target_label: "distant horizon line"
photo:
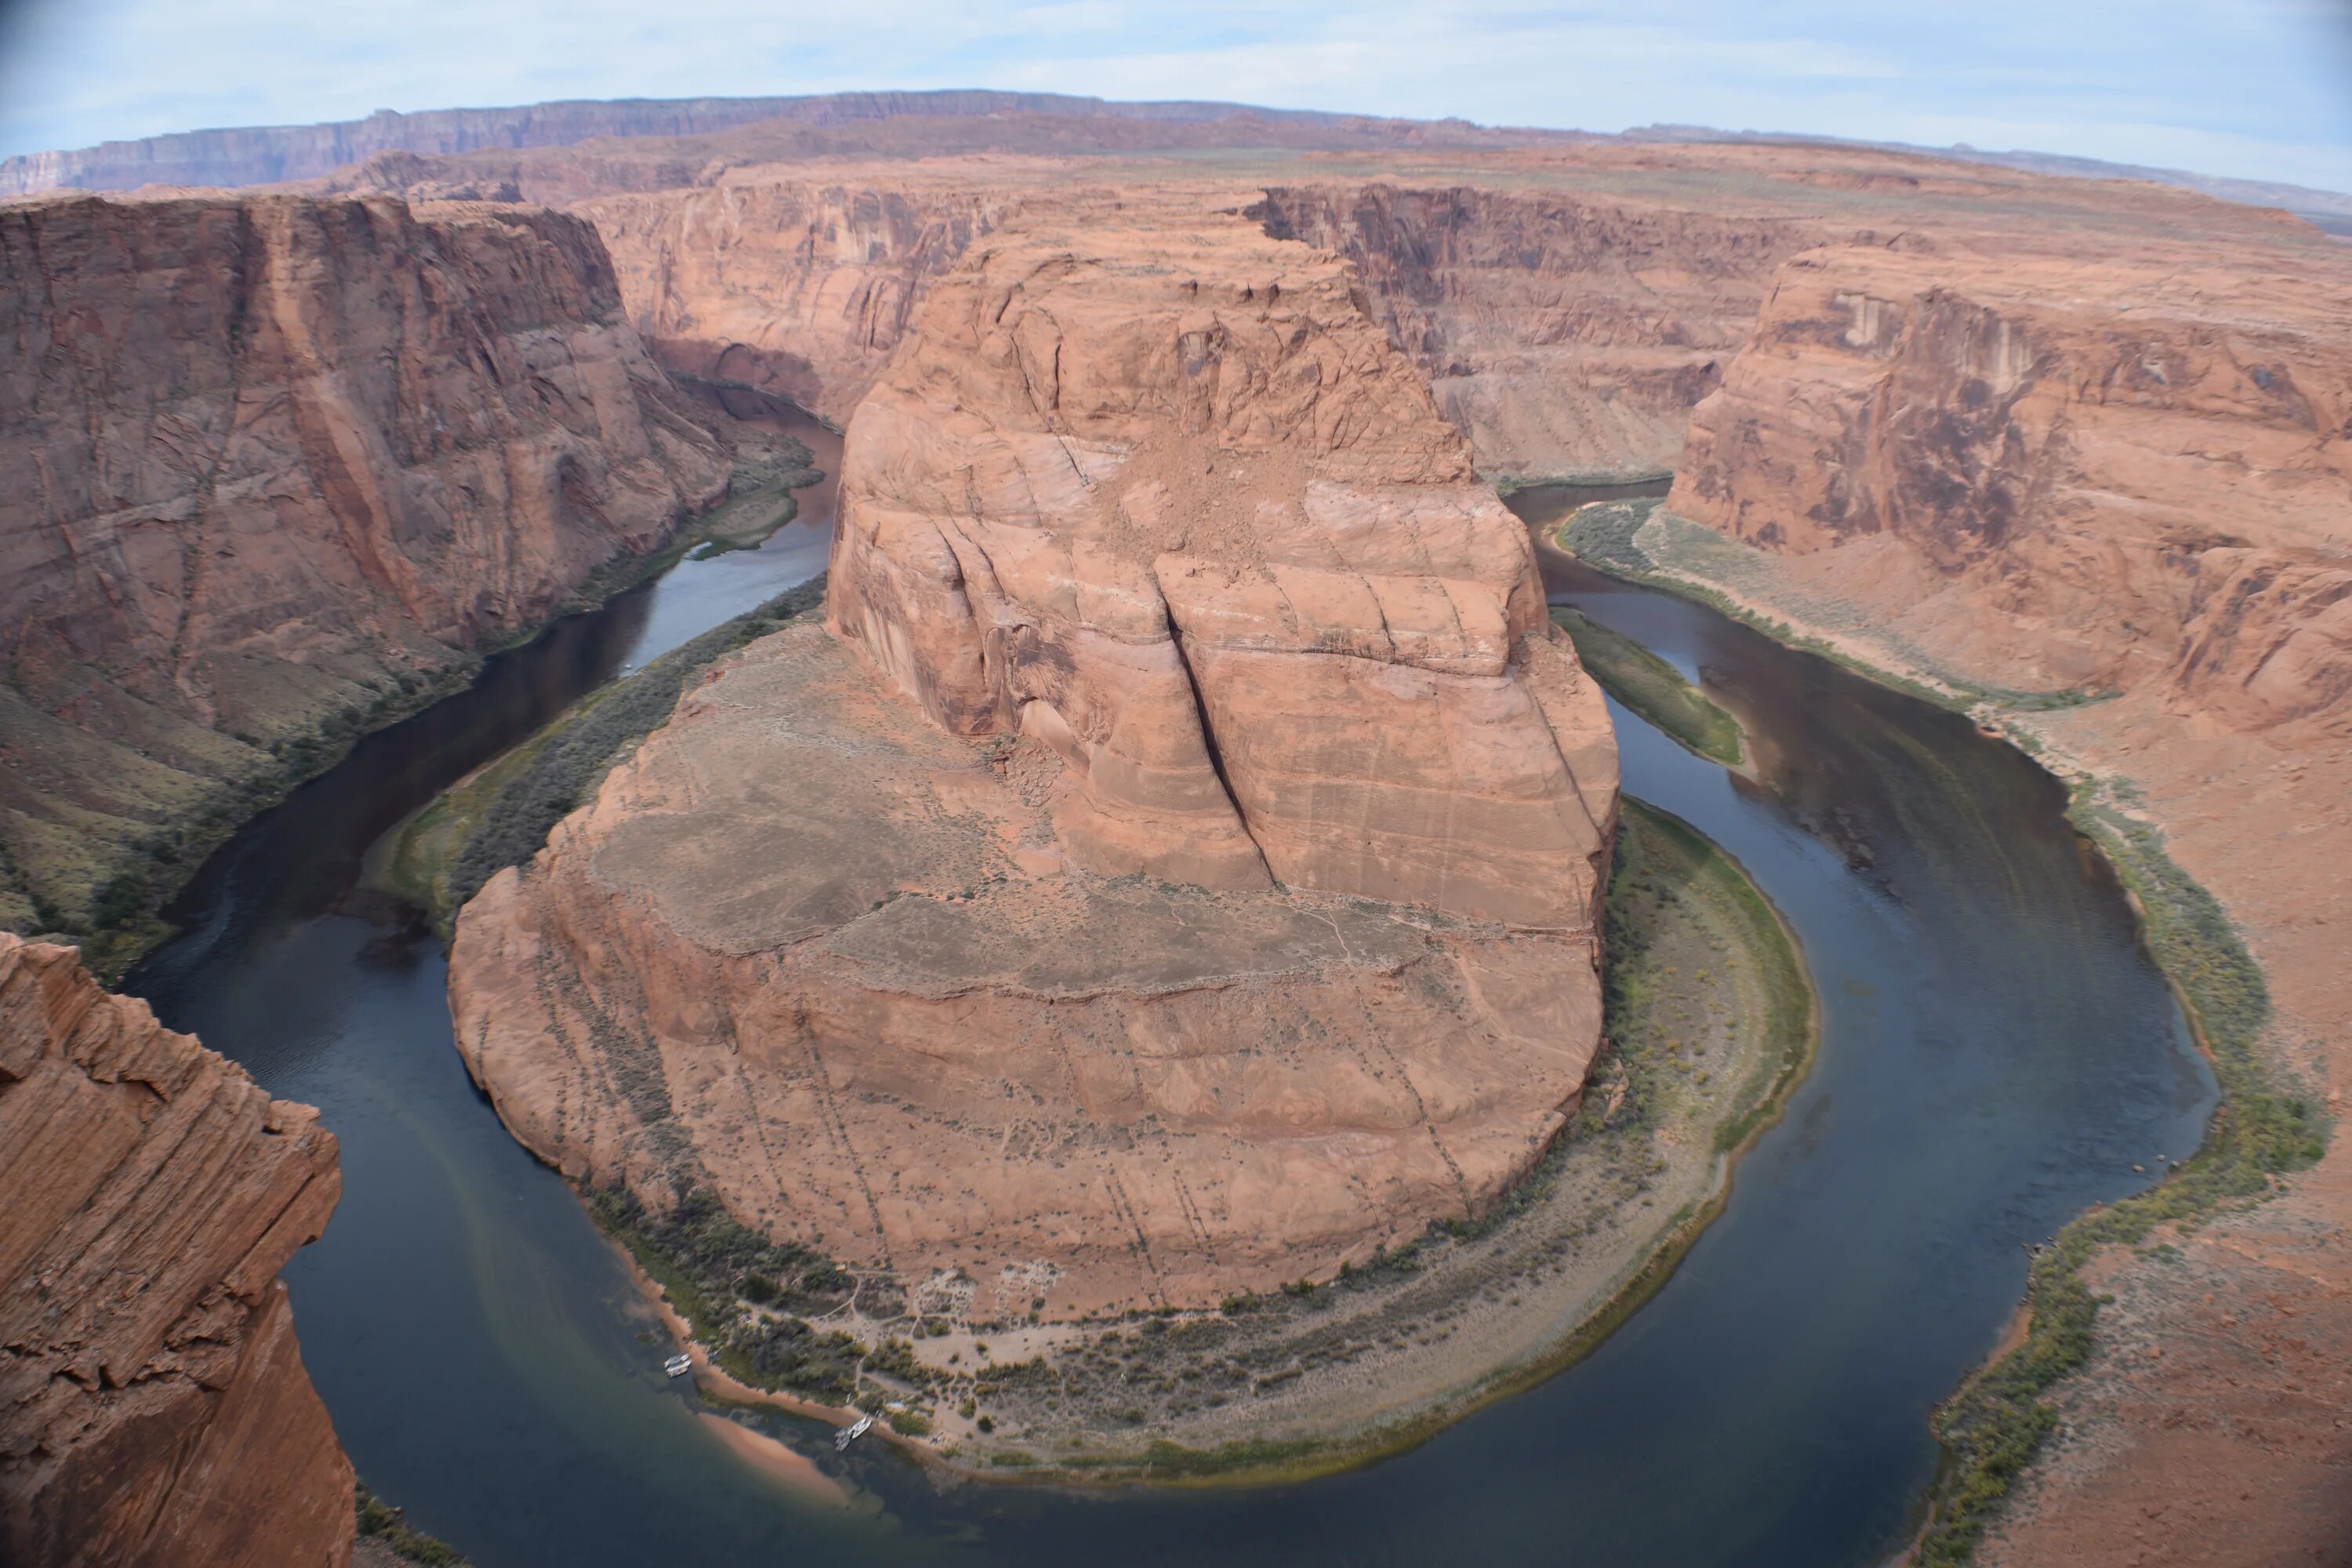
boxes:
[5,85,2347,210]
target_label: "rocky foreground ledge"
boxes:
[0,932,352,1567]
[448,199,1618,1324]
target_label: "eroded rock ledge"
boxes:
[450,207,1617,1319]
[0,932,351,1568]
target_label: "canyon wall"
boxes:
[0,932,350,1568]
[579,174,1009,423]
[1255,182,1827,481]
[0,192,736,937]
[448,204,1617,1318]
[1656,228,2352,1566]
[1670,240,2352,723]
[0,91,1362,200]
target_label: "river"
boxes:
[122,475,2214,1566]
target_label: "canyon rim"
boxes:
[0,79,2347,1568]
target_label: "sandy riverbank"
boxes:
[608,798,1816,1487]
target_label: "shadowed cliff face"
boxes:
[581,176,1008,423]
[0,933,350,1568]
[0,193,738,936]
[447,205,1617,1318]
[1670,242,2352,729]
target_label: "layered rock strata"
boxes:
[449,209,1617,1317]
[579,173,1011,423]
[1670,241,2352,720]
[0,192,736,934]
[1657,232,2352,1565]
[1253,182,1824,481]
[0,932,350,1568]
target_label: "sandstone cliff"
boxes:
[0,192,736,939]
[0,932,350,1568]
[579,172,1010,423]
[1254,181,1824,481]
[1651,226,2352,1565]
[1670,239,2352,726]
[448,205,1617,1318]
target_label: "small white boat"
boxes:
[663,1353,693,1378]
[833,1414,874,1452]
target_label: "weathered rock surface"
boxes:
[1670,239,2352,724]
[1651,223,2352,1565]
[579,172,1010,423]
[1254,181,1822,481]
[827,214,1616,920]
[449,207,1617,1317]
[0,932,350,1568]
[0,192,736,935]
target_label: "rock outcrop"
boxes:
[1670,239,2352,725]
[1653,223,2352,1566]
[579,173,1008,423]
[0,932,350,1568]
[1254,181,1824,481]
[448,205,1617,1317]
[0,192,737,935]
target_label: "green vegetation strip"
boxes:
[1555,501,2111,719]
[584,1185,873,1406]
[967,797,1815,1486]
[1552,606,1743,766]
[1917,788,2326,1565]
[387,576,828,928]
[355,1483,468,1566]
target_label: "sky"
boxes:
[2,0,2350,192]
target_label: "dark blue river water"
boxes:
[123,480,2212,1567]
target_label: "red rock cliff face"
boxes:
[580,173,1004,423]
[1669,241,2352,726]
[1252,181,1827,481]
[448,204,1617,1318]
[1657,230,2352,1566]
[0,932,350,1568]
[828,212,1617,924]
[0,192,734,935]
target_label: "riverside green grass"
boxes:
[1546,502,2327,1563]
[1915,786,2325,1565]
[385,579,828,930]
[1552,605,1744,766]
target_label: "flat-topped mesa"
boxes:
[448,209,1618,1319]
[0,933,351,1568]
[827,214,1617,928]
